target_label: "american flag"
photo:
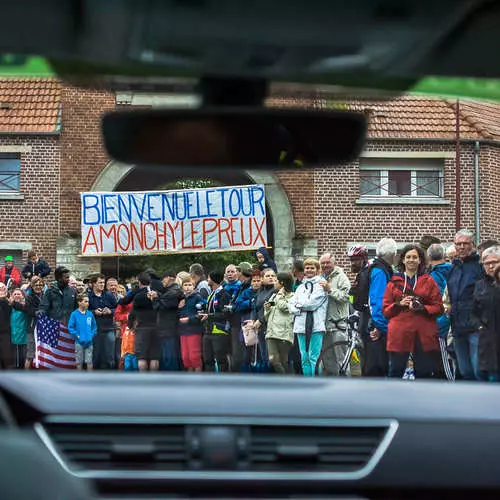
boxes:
[34,314,76,370]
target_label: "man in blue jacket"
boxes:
[88,273,117,370]
[365,238,397,377]
[428,243,453,380]
[447,229,484,380]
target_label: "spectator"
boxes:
[40,266,77,325]
[189,263,211,300]
[256,247,278,273]
[447,229,484,380]
[319,252,351,376]
[68,294,97,371]
[428,243,454,379]
[152,270,184,371]
[132,272,160,372]
[445,245,457,262]
[230,262,254,372]
[288,258,328,377]
[264,272,295,374]
[364,238,397,377]
[0,283,12,369]
[478,240,499,261]
[383,244,443,379]
[0,256,21,290]
[9,288,28,369]
[291,260,304,292]
[21,250,51,280]
[120,313,138,371]
[471,246,500,381]
[200,270,232,372]
[88,274,117,370]
[178,277,204,372]
[11,276,45,369]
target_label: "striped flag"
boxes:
[34,314,76,370]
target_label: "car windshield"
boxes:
[0,50,499,382]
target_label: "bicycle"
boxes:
[315,312,364,376]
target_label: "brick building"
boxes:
[1,78,499,277]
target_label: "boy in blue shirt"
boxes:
[68,294,97,371]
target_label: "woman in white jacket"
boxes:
[288,258,328,376]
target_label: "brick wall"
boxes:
[312,141,480,270]
[478,144,500,241]
[0,135,60,273]
[59,84,115,234]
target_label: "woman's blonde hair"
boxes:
[303,258,320,271]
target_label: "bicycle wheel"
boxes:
[315,340,352,376]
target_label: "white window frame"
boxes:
[357,154,450,205]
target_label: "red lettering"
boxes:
[130,222,144,251]
[143,222,157,251]
[167,222,179,250]
[240,218,252,246]
[252,217,267,247]
[116,224,131,251]
[230,218,243,247]
[156,222,168,251]
[82,227,99,254]
[189,219,203,249]
[99,225,117,253]
[202,218,218,248]
[218,218,232,247]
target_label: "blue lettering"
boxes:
[184,191,198,219]
[229,188,243,217]
[82,194,101,225]
[118,194,132,222]
[205,190,217,217]
[216,188,229,217]
[130,194,147,221]
[174,192,187,220]
[147,193,161,221]
[240,187,253,216]
[251,186,265,216]
[161,193,176,221]
[102,194,118,224]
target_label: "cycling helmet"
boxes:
[347,244,368,258]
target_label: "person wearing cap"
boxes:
[0,256,21,290]
[199,270,232,372]
[151,270,185,371]
[229,262,254,371]
[21,250,51,280]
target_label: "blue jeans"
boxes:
[297,332,324,377]
[454,333,480,380]
[93,330,116,370]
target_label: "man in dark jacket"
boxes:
[151,270,184,371]
[21,251,51,280]
[88,273,117,370]
[447,229,484,380]
[131,272,160,371]
[200,270,232,372]
[40,266,77,325]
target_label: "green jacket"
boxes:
[325,267,351,328]
[264,290,294,343]
[10,308,27,345]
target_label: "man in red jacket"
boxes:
[0,256,21,290]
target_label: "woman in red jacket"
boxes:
[383,244,443,379]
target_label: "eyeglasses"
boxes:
[484,260,500,267]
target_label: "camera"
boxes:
[411,296,424,310]
[267,301,276,306]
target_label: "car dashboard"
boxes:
[0,373,500,499]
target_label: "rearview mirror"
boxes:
[101,107,366,169]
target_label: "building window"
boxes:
[360,158,444,199]
[0,154,21,192]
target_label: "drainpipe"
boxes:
[455,99,461,232]
[474,141,481,245]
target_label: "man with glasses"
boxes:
[447,229,484,380]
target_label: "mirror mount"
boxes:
[198,76,268,107]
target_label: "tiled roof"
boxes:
[0,78,61,133]
[454,99,500,141]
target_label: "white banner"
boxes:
[80,185,267,256]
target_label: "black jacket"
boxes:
[252,285,275,325]
[131,288,157,328]
[0,297,10,335]
[205,286,232,334]
[21,259,51,279]
[88,290,118,332]
[447,253,484,336]
[152,283,184,336]
[40,282,77,325]
[471,277,500,373]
